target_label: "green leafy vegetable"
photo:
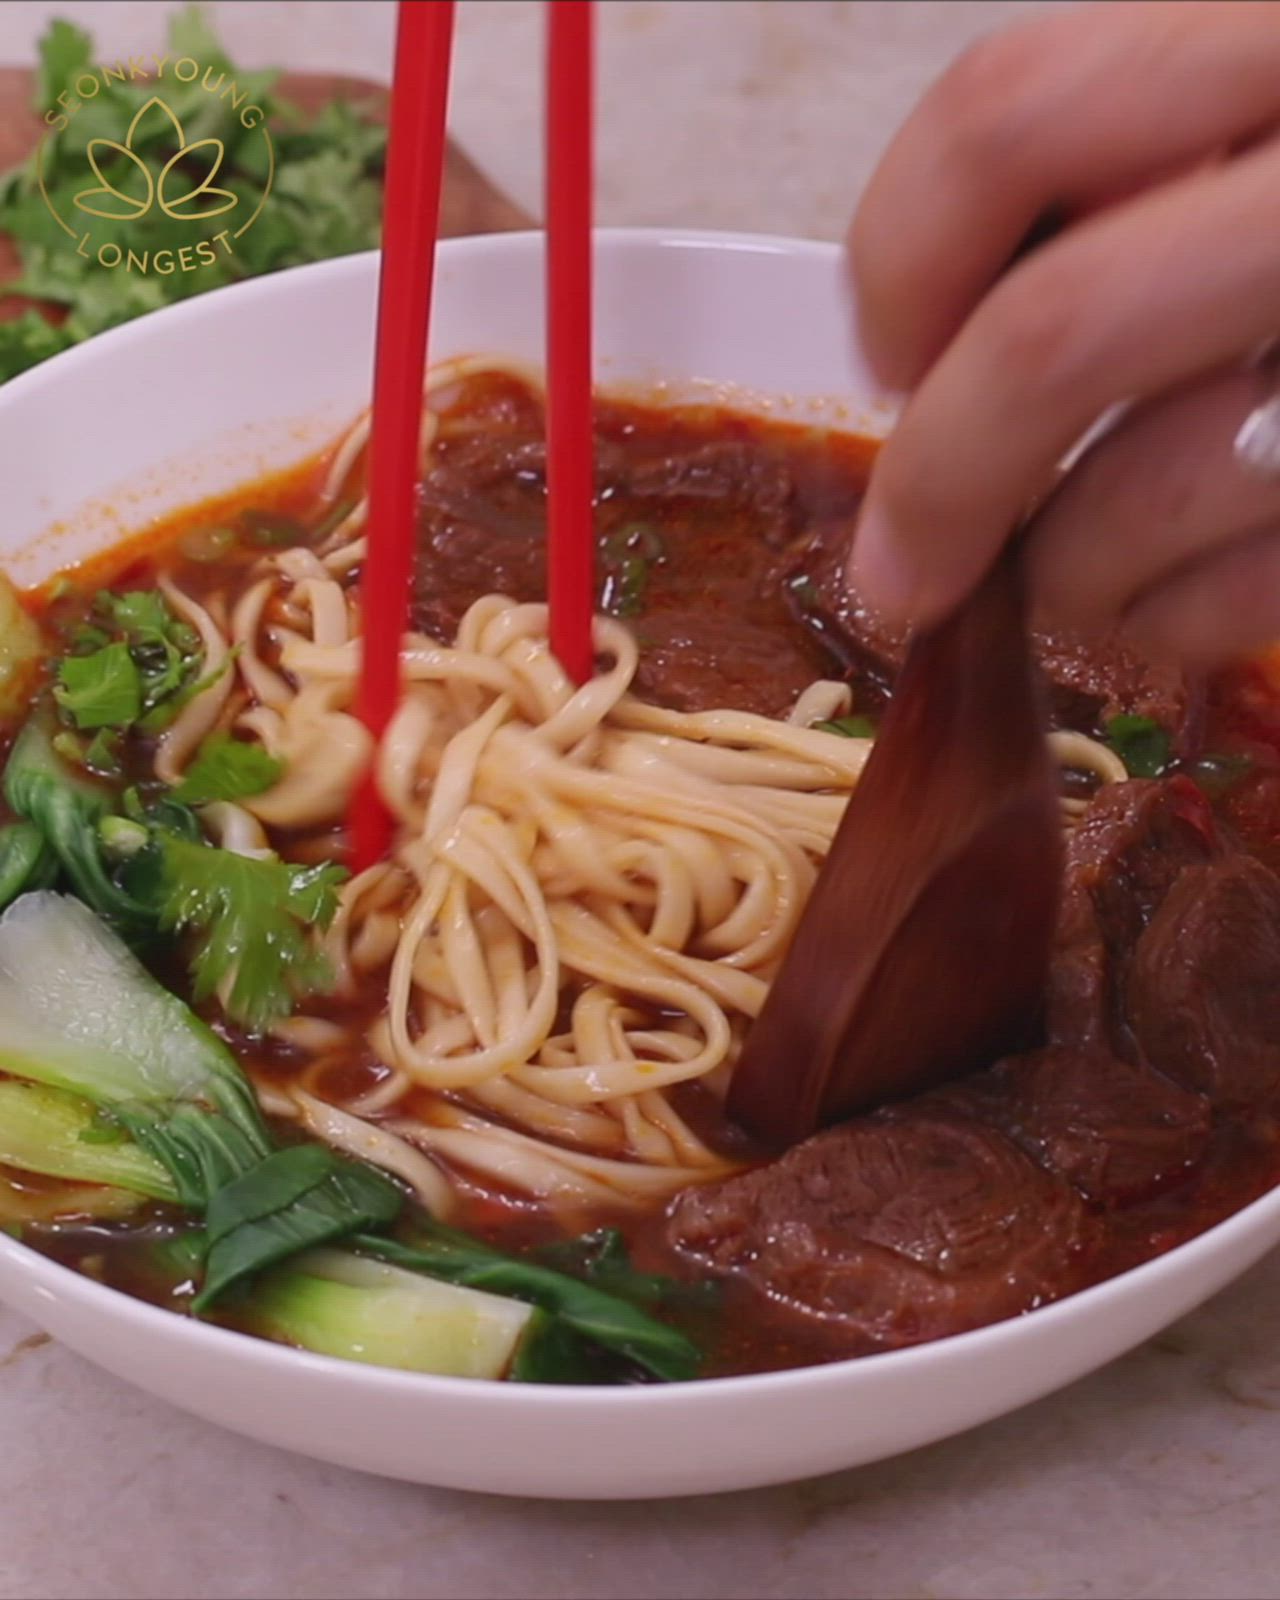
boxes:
[136,647,238,737]
[0,1078,176,1199]
[196,1152,401,1308]
[0,895,702,1379]
[137,832,346,1030]
[0,313,73,383]
[53,641,142,730]
[93,590,200,714]
[4,714,336,1027]
[34,18,91,109]
[814,714,876,739]
[78,1105,129,1145]
[356,1225,702,1383]
[1104,714,1173,780]
[50,588,202,744]
[0,889,269,1205]
[83,728,123,778]
[0,891,399,1296]
[0,10,387,383]
[0,821,57,911]
[4,716,152,930]
[532,1227,719,1311]
[509,1313,600,1383]
[249,1249,534,1378]
[171,732,283,806]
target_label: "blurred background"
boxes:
[0,0,1057,238]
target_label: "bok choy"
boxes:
[251,1250,535,1379]
[2,716,346,1026]
[0,1084,530,1380]
[0,892,703,1382]
[0,891,400,1301]
[0,1079,176,1201]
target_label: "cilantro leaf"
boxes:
[1104,714,1173,780]
[165,4,231,67]
[54,641,142,730]
[34,18,92,110]
[94,590,200,709]
[143,834,347,1031]
[172,733,283,806]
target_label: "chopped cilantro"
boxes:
[51,588,205,749]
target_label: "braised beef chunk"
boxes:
[667,1111,1093,1348]
[412,376,1197,741]
[1048,778,1219,1049]
[792,539,1193,738]
[1129,855,1280,1108]
[980,1048,1211,1207]
[1032,632,1194,746]
[411,395,836,719]
[604,440,794,528]
[626,611,821,715]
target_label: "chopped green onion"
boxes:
[815,714,876,739]
[1104,714,1173,779]
[179,525,237,563]
[241,510,305,549]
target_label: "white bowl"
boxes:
[0,231,1277,1500]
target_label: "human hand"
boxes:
[847,0,1280,665]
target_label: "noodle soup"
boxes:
[4,367,1280,1384]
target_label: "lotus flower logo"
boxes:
[73,96,238,222]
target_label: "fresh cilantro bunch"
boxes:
[0,7,386,381]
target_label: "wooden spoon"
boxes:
[728,548,1063,1150]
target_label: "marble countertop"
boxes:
[2,4,1278,1597]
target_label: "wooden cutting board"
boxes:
[0,67,533,322]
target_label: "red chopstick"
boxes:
[545,0,596,686]
[350,0,456,872]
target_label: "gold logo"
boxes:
[75,97,238,222]
[37,54,274,277]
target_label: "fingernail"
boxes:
[847,504,916,622]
